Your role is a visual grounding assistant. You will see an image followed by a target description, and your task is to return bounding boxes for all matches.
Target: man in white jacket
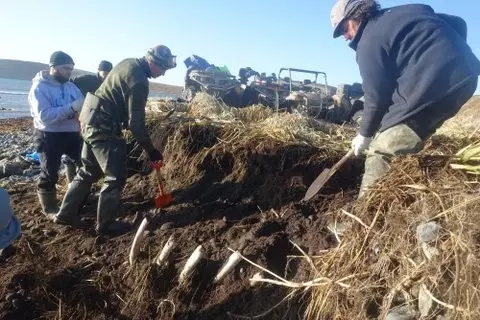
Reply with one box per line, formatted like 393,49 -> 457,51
28,51 -> 85,215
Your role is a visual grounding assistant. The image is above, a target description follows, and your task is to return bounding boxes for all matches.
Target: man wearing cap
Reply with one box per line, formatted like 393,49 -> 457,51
0,188 -> 22,260
48,45 -> 177,235
71,60 -> 114,96
28,51 -> 85,215
330,0 -> 480,198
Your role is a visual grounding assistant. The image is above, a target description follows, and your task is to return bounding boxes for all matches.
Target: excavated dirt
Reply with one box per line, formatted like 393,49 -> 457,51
0,117 -> 364,320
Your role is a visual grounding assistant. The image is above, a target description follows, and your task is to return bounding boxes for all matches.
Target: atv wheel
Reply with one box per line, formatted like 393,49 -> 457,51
182,86 -> 196,102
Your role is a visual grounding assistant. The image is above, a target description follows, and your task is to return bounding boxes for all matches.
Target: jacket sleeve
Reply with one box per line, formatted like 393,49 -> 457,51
28,86 -> 75,126
437,13 -> 467,40
127,83 -> 156,154
357,45 -> 395,137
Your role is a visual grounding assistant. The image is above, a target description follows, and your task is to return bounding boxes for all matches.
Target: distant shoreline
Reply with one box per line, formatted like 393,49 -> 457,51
0,58 -> 184,96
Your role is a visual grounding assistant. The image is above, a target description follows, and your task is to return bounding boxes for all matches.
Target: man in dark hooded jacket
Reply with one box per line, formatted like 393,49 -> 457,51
331,0 -> 480,198
49,45 -> 176,234
71,60 -> 113,96
60,60 -> 114,182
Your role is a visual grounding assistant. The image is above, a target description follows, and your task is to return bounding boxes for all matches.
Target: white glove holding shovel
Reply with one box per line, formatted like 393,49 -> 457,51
351,134 -> 372,156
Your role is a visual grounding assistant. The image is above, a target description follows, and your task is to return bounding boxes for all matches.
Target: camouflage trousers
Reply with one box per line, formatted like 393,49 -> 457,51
359,124 -> 424,198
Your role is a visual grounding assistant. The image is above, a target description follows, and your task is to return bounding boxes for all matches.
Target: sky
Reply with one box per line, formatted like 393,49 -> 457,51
1,0 -> 479,90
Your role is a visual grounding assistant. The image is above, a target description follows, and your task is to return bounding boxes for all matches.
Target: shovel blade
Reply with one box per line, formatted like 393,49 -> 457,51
303,169 -> 330,201
302,148 -> 355,202
155,194 -> 173,208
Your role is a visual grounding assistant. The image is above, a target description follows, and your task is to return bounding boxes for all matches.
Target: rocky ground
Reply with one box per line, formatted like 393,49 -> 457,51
0,117 -> 42,187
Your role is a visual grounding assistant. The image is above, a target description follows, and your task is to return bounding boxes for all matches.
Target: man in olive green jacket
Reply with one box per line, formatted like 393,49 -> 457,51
49,45 -> 176,235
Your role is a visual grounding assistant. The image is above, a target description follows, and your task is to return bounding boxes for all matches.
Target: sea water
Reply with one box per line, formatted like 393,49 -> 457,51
0,77 -> 178,120
0,78 -> 31,119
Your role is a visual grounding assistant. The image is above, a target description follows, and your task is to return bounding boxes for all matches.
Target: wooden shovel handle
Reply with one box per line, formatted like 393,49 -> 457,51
330,149 -> 354,173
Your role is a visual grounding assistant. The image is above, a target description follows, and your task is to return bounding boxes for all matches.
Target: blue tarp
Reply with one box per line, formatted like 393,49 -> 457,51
184,55 -> 211,71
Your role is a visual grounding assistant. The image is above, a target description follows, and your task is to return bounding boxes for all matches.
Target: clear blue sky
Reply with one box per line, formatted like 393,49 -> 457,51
1,0 -> 479,89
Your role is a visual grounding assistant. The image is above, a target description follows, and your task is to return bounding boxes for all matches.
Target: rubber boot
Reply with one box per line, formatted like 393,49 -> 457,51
37,189 -> 58,216
65,163 -> 77,184
54,179 -> 92,226
95,187 -> 131,235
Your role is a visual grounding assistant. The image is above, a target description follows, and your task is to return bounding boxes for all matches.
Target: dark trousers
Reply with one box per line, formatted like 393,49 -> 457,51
35,130 -> 82,191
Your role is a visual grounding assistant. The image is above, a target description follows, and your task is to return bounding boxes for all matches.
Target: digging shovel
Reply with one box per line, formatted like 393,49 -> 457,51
303,149 -> 354,201
152,161 -> 173,208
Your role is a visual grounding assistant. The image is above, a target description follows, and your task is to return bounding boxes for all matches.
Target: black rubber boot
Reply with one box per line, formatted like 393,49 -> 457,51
55,180 -> 92,226
96,220 -> 132,235
95,187 -> 132,235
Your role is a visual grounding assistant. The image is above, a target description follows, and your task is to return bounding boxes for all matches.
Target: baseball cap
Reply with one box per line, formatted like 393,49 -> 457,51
331,0 -> 363,38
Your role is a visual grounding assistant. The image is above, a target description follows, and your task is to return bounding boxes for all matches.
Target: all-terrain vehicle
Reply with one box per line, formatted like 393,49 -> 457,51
329,82 -> 364,125
277,68 -> 336,117
277,67 -> 365,125
182,55 -> 243,107
238,67 -> 293,111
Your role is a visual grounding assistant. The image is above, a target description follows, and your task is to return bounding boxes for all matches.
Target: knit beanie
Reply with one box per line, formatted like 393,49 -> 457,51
98,60 -> 113,72
49,51 -> 75,66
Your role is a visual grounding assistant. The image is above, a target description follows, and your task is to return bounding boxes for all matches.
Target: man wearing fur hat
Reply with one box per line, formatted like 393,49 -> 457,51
331,0 -> 480,198
28,51 -> 85,215
49,45 -> 176,235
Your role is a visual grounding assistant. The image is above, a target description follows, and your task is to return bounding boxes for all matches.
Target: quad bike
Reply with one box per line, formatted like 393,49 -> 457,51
327,82 -> 364,126
277,67 -> 365,125
238,67 -> 293,111
278,67 -> 336,117
182,55 -> 243,107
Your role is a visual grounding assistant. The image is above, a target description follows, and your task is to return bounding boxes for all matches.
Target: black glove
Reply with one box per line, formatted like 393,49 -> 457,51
148,149 -> 163,162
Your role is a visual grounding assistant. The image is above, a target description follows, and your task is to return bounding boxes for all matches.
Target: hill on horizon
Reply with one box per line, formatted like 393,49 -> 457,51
0,59 -> 183,96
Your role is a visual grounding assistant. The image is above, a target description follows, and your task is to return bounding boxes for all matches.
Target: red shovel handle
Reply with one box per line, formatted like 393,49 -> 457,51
152,161 -> 166,196
152,160 -> 163,170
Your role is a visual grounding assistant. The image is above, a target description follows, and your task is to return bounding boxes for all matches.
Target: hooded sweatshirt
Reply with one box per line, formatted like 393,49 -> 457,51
28,70 -> 83,132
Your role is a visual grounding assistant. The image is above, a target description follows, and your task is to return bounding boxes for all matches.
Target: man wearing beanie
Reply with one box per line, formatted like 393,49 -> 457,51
49,45 -> 176,235
330,0 -> 480,198
62,60 -> 114,182
71,60 -> 113,96
28,51 -> 85,216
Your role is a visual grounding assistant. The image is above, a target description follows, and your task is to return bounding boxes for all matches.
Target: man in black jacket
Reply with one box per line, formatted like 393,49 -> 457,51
71,60 -> 113,96
331,0 -> 480,198
49,45 -> 176,234
61,60 -> 114,183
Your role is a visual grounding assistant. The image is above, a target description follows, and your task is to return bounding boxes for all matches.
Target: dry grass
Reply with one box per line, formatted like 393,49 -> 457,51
139,94 -> 480,319
302,98 -> 480,319
437,96 -> 480,138
144,92 -> 355,192
304,154 -> 480,319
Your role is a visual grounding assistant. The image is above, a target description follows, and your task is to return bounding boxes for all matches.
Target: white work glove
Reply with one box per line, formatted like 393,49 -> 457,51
70,98 -> 85,112
351,134 -> 372,156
